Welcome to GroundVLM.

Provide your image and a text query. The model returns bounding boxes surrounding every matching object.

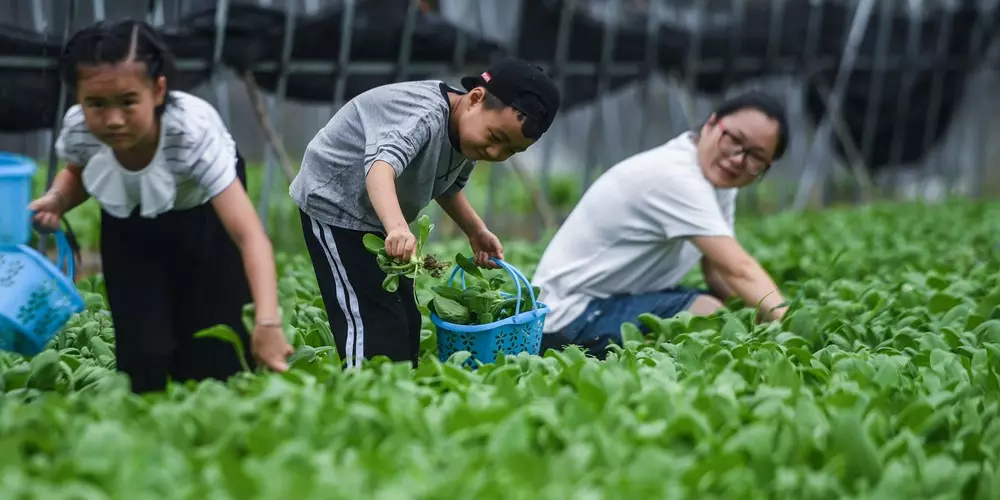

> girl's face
[75,60,165,153]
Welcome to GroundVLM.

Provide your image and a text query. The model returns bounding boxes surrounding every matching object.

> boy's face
[457,89,536,162]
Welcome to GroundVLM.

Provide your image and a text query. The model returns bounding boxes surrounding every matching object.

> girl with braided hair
[29,19,293,393]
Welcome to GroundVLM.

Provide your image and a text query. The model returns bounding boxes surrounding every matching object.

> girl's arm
[210,181,280,323]
[210,180,292,371]
[45,164,90,212]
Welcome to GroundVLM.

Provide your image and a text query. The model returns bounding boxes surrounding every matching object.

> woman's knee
[687,294,726,315]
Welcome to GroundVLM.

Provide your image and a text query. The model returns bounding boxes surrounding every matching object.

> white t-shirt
[532,132,739,333]
[55,91,238,219]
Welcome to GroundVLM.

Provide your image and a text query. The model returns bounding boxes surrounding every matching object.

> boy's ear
[467,87,485,106]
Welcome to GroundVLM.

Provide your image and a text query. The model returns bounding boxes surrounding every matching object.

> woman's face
[696,108,780,188]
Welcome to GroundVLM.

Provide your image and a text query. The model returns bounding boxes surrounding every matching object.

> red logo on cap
[481,71,492,83]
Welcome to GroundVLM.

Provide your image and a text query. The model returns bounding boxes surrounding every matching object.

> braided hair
[59,19,176,116]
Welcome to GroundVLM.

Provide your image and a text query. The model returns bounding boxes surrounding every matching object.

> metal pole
[763,0,786,212]
[94,0,106,21]
[147,0,165,25]
[31,0,50,176]
[256,0,298,231]
[920,4,954,191]
[886,2,922,171]
[45,0,76,192]
[721,0,746,92]
[580,0,619,191]
[782,1,825,210]
[966,6,996,198]
[478,0,500,230]
[792,0,876,211]
[394,0,419,82]
[538,0,576,207]
[332,0,357,110]
[211,0,232,127]
[40,0,76,254]
[637,0,662,152]
[858,0,895,199]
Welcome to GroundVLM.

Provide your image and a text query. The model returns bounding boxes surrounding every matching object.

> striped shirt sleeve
[54,106,102,167]
[442,161,475,197]
[363,113,436,177]
[175,100,238,198]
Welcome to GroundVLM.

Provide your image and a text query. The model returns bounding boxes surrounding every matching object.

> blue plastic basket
[0,229,85,357]
[0,152,37,246]
[430,258,549,368]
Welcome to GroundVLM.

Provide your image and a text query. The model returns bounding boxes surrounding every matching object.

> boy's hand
[469,228,503,269]
[385,227,417,260]
[29,191,66,231]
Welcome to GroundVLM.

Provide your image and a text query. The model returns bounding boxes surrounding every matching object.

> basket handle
[32,214,78,281]
[53,229,76,281]
[446,257,539,319]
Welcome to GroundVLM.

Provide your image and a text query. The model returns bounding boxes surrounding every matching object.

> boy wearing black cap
[290,57,561,369]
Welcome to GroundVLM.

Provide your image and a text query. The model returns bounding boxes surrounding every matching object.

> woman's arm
[692,235,787,321]
[701,255,737,301]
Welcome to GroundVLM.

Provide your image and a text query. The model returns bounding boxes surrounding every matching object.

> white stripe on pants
[310,218,366,367]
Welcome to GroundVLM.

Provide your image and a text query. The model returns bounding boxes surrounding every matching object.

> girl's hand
[252,322,294,372]
[29,191,67,230]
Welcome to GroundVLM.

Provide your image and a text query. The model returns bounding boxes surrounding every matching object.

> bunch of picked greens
[427,253,542,326]
[363,214,450,293]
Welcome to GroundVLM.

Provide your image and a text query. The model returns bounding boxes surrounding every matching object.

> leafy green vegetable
[364,214,450,292]
[0,199,998,498]
[427,253,541,326]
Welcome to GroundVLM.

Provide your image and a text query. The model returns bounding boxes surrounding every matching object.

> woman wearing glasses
[533,91,790,358]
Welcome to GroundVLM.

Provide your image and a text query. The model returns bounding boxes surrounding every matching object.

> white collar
[81,125,177,219]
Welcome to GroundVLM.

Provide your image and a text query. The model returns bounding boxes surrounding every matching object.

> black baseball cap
[460,57,561,139]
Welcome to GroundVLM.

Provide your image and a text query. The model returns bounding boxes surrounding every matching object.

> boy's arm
[435,162,484,235]
[366,161,409,232]
[435,191,487,237]
[367,161,416,259]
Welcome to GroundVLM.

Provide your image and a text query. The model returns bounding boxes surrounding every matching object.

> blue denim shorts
[556,286,709,358]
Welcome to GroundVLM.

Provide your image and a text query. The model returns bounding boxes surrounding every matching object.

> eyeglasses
[717,121,772,176]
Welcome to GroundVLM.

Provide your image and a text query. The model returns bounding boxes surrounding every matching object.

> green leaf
[383,274,400,293]
[416,214,433,250]
[929,292,963,314]
[362,233,386,255]
[432,296,471,325]
[621,322,643,344]
[456,253,484,279]
[829,409,883,484]
[432,285,465,301]
[194,325,250,372]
